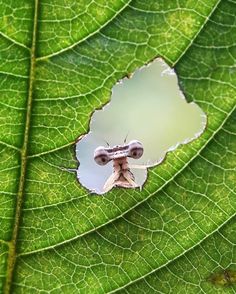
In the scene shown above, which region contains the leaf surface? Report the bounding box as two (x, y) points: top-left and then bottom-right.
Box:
(0, 0), (235, 293)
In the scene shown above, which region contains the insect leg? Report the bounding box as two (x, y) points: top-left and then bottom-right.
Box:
(129, 164), (151, 169)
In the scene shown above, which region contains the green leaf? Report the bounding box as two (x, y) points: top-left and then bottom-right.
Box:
(0, 0), (235, 293)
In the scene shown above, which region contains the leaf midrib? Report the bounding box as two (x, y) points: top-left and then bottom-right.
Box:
(2, 0), (226, 292)
(0, 0), (221, 158)
(3, 1), (39, 293)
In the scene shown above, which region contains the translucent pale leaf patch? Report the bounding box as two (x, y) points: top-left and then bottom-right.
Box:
(76, 59), (206, 194)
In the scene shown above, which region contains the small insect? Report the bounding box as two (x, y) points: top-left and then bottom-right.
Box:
(94, 140), (144, 193)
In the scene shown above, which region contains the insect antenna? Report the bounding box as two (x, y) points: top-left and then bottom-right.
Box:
(124, 132), (129, 144)
(103, 139), (110, 147)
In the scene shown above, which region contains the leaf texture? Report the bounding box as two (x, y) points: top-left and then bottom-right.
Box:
(0, 0), (235, 293)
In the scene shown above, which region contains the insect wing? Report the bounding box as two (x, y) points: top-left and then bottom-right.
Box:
(122, 170), (138, 187)
(103, 171), (120, 193)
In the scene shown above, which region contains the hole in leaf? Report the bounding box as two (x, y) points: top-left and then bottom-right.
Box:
(76, 58), (206, 194)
